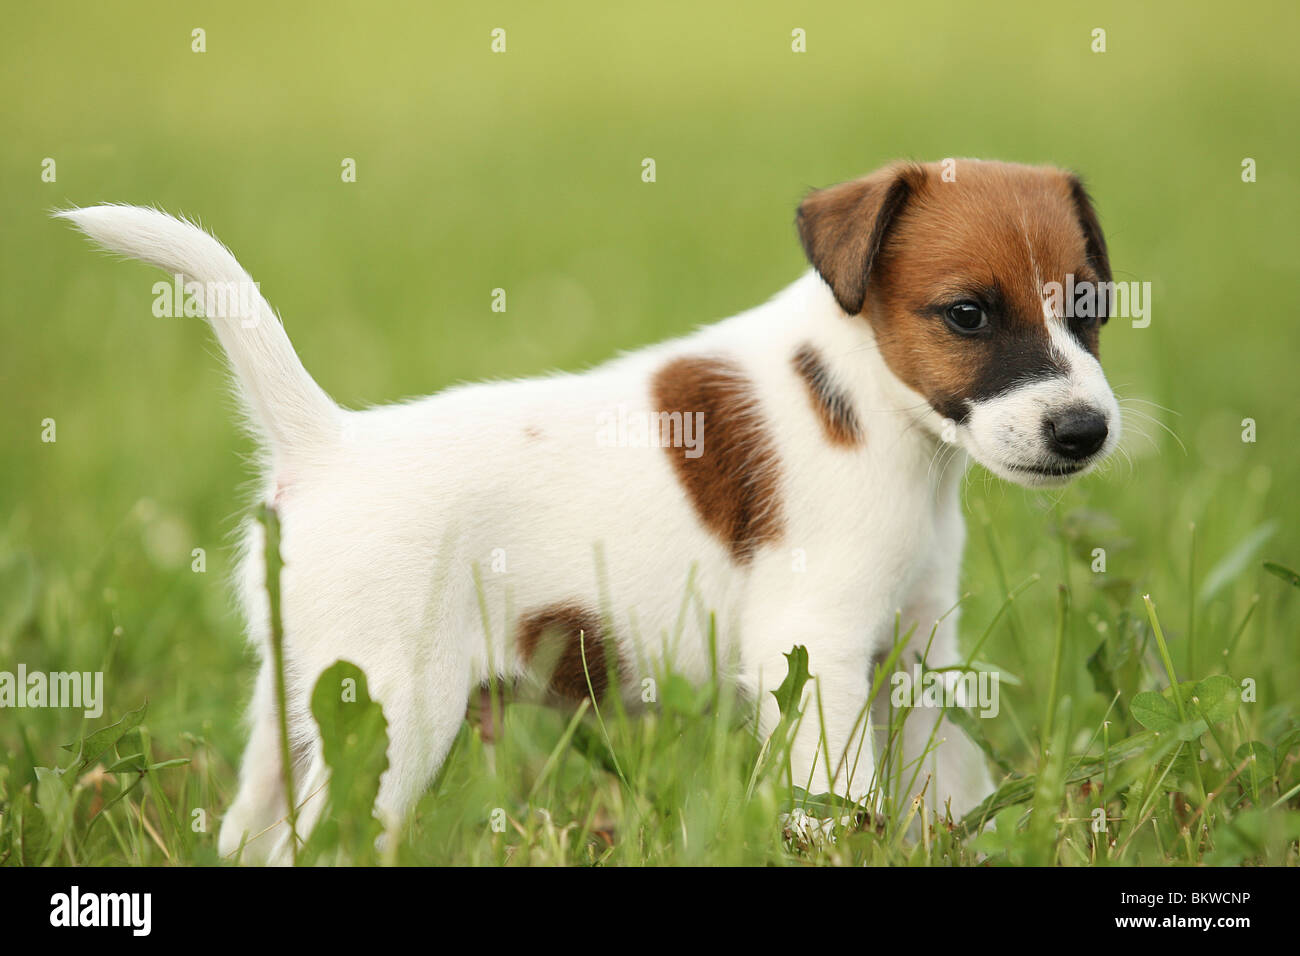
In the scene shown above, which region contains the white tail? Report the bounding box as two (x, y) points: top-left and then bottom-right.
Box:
(57, 205), (339, 456)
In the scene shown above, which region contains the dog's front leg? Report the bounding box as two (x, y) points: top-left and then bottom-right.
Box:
(882, 581), (994, 822)
(741, 601), (875, 805)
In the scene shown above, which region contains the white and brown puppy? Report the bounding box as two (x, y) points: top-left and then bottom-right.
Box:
(59, 158), (1119, 862)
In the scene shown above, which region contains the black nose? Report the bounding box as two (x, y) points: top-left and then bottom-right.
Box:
(1044, 407), (1108, 460)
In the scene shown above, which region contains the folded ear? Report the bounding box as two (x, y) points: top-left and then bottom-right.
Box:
(1066, 174), (1111, 286)
(796, 162), (924, 315)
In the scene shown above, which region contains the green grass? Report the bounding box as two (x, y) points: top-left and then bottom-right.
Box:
(2, 0), (1298, 866)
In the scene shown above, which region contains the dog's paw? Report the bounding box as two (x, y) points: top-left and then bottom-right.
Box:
(780, 808), (839, 849)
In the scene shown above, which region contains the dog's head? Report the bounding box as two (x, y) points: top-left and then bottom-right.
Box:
(797, 158), (1120, 487)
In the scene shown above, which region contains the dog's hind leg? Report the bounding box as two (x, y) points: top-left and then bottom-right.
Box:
(367, 642), (475, 849)
(263, 746), (329, 865)
(218, 663), (298, 863)
(264, 630), (474, 863)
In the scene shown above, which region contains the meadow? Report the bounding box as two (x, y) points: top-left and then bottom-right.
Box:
(1, 0), (1298, 865)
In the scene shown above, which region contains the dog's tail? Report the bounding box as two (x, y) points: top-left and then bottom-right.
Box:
(56, 204), (339, 457)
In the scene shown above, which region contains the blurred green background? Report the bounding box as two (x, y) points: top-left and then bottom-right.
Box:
(1, 0), (1298, 861)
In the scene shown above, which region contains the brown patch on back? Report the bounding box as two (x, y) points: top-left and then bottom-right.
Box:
(517, 602), (616, 701)
(798, 160), (1110, 423)
(792, 344), (863, 447)
(650, 356), (784, 564)
(522, 425), (543, 441)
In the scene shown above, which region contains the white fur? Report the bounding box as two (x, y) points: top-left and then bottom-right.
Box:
(962, 300), (1120, 486)
(57, 204), (1076, 863)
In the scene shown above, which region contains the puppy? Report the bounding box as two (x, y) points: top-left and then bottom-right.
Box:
(59, 158), (1119, 862)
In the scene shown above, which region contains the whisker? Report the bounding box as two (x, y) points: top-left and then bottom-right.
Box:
(1116, 396), (1182, 417)
(1119, 407), (1187, 455)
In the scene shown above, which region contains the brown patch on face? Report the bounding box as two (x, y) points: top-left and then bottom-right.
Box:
(517, 602), (617, 701)
(792, 344), (863, 447)
(523, 425), (543, 441)
(797, 160), (1111, 423)
(650, 356), (784, 564)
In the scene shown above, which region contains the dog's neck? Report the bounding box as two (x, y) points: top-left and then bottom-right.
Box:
(752, 271), (968, 499)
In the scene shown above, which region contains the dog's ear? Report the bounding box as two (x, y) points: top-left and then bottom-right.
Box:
(796, 162), (924, 316)
(1065, 174), (1111, 323)
(1066, 174), (1111, 286)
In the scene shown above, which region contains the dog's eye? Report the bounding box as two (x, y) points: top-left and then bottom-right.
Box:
(944, 301), (988, 334)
